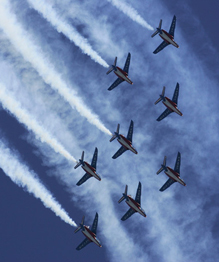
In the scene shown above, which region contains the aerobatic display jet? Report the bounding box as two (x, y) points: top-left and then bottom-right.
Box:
(106, 53), (133, 91)
(155, 83), (182, 121)
(118, 182), (146, 221)
(74, 148), (101, 186)
(151, 15), (179, 54)
(156, 152), (186, 192)
(110, 120), (138, 159)
(74, 213), (102, 250)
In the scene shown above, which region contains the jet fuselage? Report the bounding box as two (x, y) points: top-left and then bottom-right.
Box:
(82, 226), (102, 247)
(126, 196), (146, 217)
(165, 166), (186, 186)
(159, 30), (179, 48)
(82, 162), (101, 181)
(114, 67), (133, 85)
(117, 135), (138, 154)
(163, 97), (182, 116)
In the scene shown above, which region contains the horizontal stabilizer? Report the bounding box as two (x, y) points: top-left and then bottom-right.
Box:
(162, 86), (165, 96)
(155, 97), (162, 105)
(124, 185), (128, 195)
(74, 162), (81, 169)
(106, 66), (113, 75)
(151, 30), (159, 38)
(118, 196), (125, 203)
(163, 156), (166, 166)
(110, 134), (117, 142)
(156, 167), (164, 175)
(114, 57), (117, 66)
(116, 123), (120, 134)
(159, 19), (162, 29)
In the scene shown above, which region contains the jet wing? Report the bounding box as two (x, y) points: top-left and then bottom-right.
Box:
(169, 15), (176, 37)
(112, 146), (127, 159)
(121, 208), (136, 221)
(135, 182), (141, 205)
(156, 108), (172, 121)
(159, 178), (176, 192)
(123, 53), (131, 74)
(76, 238), (91, 250)
(91, 213), (98, 234)
(76, 173), (91, 186)
(153, 41), (169, 54)
(174, 152), (181, 174)
(91, 148), (98, 169)
(108, 78), (124, 91)
(126, 120), (134, 142)
(172, 83), (179, 104)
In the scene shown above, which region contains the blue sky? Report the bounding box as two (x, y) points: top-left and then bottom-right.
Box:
(0, 0), (219, 262)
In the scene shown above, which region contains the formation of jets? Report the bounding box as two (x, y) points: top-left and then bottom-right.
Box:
(74, 15), (186, 251)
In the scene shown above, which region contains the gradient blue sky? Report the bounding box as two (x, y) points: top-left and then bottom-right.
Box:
(0, 1), (219, 262)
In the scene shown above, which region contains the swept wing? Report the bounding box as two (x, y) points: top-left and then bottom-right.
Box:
(172, 83), (179, 104)
(91, 213), (98, 234)
(108, 78), (124, 91)
(174, 152), (181, 174)
(76, 238), (91, 250)
(135, 182), (141, 204)
(159, 178), (175, 192)
(153, 41), (169, 54)
(112, 146), (127, 159)
(91, 148), (98, 169)
(121, 208), (135, 221)
(169, 15), (176, 37)
(123, 53), (131, 74)
(76, 173), (91, 186)
(126, 120), (134, 142)
(156, 108), (172, 121)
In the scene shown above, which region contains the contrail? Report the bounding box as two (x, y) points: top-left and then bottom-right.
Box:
(27, 0), (109, 68)
(107, 0), (154, 30)
(0, 82), (77, 163)
(0, 141), (77, 227)
(0, 0), (112, 136)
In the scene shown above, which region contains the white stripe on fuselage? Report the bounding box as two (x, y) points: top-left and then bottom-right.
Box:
(83, 165), (99, 180)
(160, 32), (178, 47)
(126, 198), (145, 217)
(163, 99), (182, 115)
(165, 168), (185, 186)
(83, 229), (100, 247)
(114, 69), (132, 84)
(118, 137), (136, 153)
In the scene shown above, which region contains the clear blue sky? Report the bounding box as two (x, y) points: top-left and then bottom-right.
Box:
(0, 0), (218, 262)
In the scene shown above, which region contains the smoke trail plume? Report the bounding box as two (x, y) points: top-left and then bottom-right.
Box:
(27, 0), (109, 68)
(107, 0), (154, 30)
(0, 141), (77, 227)
(0, 82), (77, 163)
(0, 0), (112, 136)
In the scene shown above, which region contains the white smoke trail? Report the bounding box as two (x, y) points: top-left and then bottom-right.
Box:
(27, 0), (109, 68)
(107, 0), (154, 30)
(0, 0), (112, 136)
(0, 82), (77, 163)
(0, 141), (77, 227)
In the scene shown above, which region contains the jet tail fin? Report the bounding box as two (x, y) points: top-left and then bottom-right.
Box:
(151, 19), (162, 37)
(74, 151), (84, 169)
(74, 216), (85, 233)
(109, 124), (120, 142)
(118, 185), (128, 203)
(156, 156), (167, 174)
(155, 86), (165, 104)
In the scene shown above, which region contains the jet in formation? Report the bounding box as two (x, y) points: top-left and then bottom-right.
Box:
(151, 15), (179, 54)
(75, 213), (102, 250)
(155, 82), (182, 121)
(106, 53), (132, 90)
(157, 152), (186, 191)
(74, 148), (101, 186)
(110, 120), (138, 159)
(118, 182), (146, 221)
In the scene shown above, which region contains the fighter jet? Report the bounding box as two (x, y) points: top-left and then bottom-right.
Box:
(74, 213), (102, 250)
(106, 53), (133, 91)
(151, 15), (179, 54)
(155, 83), (182, 121)
(74, 148), (101, 186)
(110, 120), (138, 159)
(157, 152), (186, 192)
(118, 182), (146, 221)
